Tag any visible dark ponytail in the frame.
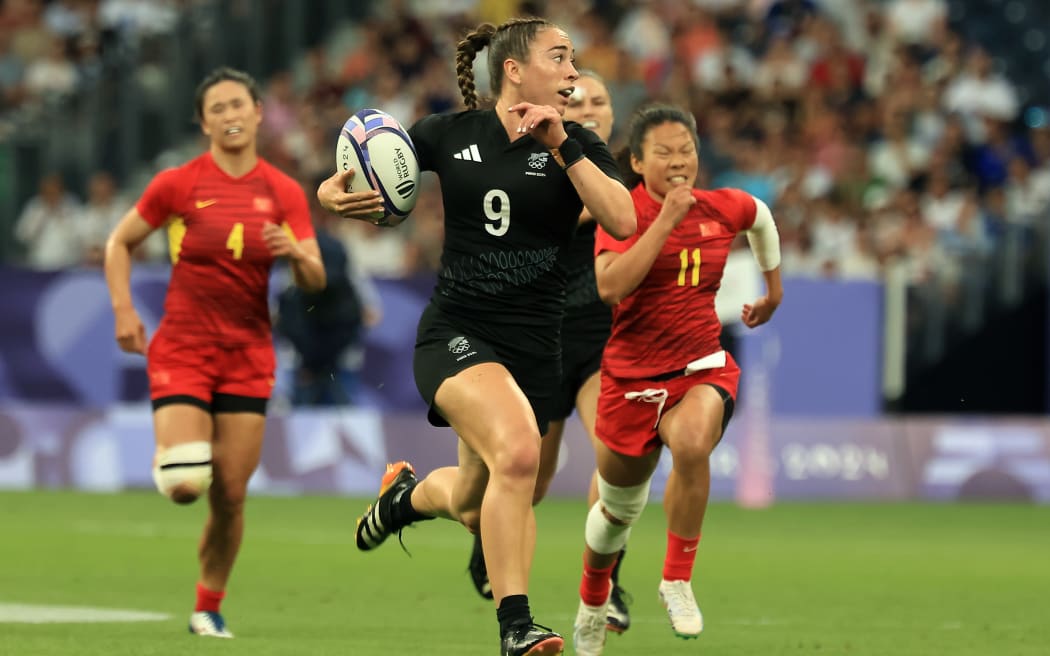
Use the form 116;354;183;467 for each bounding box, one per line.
455;17;555;109
456;24;496;110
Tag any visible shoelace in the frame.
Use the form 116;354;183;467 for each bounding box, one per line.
390;486;414;555
519;618;556;635
395;527;412;555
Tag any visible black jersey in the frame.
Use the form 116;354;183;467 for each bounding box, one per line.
561;220;612;344
409;109;622;354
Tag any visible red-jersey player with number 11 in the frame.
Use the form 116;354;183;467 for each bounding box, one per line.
103;67;325;639
572;105;783;655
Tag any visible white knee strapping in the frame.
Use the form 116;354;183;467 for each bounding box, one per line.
152;441;213;500
584;475;652;555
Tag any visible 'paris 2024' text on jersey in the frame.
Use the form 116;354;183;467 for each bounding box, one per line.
595;184;757;378
409;109;622;355
137;152;314;346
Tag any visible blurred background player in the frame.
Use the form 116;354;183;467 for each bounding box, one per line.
103;67;325;638
466;69;634;635
318;17;635;656
572;105;782;655
276;192;381;407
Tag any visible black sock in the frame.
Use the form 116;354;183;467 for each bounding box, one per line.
390;484;433;526
611;547;626;586
497;594;531;636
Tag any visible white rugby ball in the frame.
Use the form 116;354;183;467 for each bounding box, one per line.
335;109;420;227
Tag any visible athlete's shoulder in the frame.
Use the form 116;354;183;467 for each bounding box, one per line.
695;187;756;229
696;187;754;211
411;108;479;135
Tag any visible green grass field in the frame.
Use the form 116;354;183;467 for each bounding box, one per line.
1;491;1047;655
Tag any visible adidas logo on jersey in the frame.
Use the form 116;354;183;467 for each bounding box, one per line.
453;145;483;162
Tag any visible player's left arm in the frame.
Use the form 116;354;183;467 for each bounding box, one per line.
740;194;783;328
512;105;635;239
560;125;635;240
267;182;326;292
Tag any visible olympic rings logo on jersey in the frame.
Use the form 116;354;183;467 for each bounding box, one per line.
448;337;472;354
528;153;550;169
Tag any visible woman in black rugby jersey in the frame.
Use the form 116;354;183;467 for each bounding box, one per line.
463;69;636;636
318;17;634;656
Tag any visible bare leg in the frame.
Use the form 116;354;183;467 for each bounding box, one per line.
658;385;725;538
574;371;602;508
432;363;542;602
198;412;265;591
533;419;565;505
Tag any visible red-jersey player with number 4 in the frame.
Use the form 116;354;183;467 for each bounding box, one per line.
103;67;325;639
572;105;783;656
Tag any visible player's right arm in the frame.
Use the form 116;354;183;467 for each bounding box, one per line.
316;169;386;221
595;185;696;306
104;207;155;354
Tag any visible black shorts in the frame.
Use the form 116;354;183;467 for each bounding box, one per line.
550;335;604;421
413;304;559;435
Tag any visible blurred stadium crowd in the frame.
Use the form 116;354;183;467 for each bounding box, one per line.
2;0;1049;366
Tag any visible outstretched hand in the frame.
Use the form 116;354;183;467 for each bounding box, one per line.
316;169;386;222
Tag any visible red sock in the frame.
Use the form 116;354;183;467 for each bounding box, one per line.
579;558;615;607
663;530;700;581
195;582;226;613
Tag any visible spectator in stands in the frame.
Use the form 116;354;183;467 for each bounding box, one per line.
969;116;1031;189
764;0;818;41
260;70;299;144
751;33;807;101
1004;155;1050;227
80;171;127;266
0;29;25;110
884;0;947;50
944;46;1019;126
14;172;83;269
868;105;930;190
23;34;77;101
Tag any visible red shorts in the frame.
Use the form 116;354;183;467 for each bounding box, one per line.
147;337;276;404
595;354;741;457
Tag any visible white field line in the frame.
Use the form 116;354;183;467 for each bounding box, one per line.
0;603;170;624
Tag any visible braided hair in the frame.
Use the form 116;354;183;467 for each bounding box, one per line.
455;17;555;110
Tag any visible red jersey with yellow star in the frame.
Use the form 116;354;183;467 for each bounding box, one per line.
594;183;756;379
137;152;313;346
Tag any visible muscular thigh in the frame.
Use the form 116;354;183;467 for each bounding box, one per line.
414;305;559;434
659;383;727;454
153;403;213;449
575;371;601;446
434;362;541;465
593;438;660;488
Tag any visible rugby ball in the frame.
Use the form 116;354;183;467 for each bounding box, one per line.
336;109;420;227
